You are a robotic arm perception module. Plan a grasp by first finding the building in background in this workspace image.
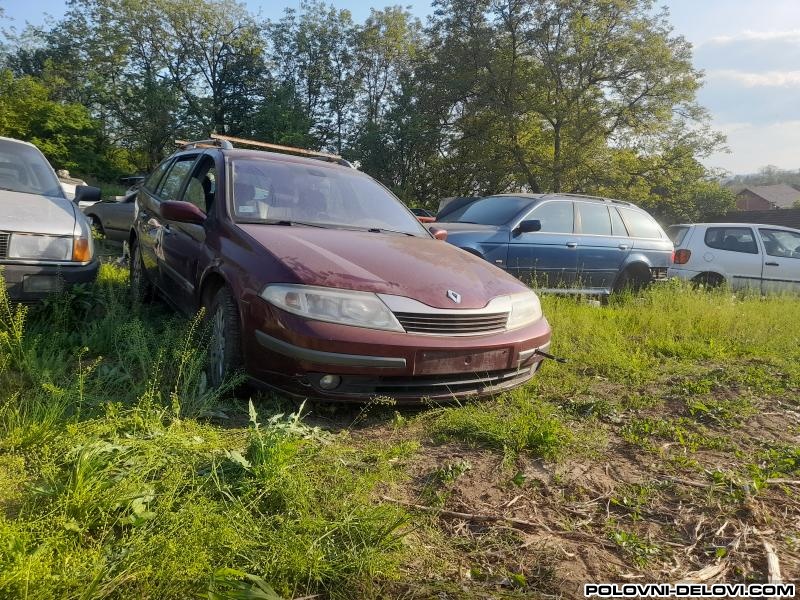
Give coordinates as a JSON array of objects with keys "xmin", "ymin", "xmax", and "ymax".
[{"xmin": 736, "ymin": 184, "xmax": 800, "ymax": 211}]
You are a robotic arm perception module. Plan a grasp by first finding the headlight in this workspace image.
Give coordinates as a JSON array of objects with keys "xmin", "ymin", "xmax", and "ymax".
[
  {"xmin": 261, "ymin": 284, "xmax": 404, "ymax": 332},
  {"xmin": 506, "ymin": 291, "xmax": 543, "ymax": 329},
  {"xmin": 8, "ymin": 234, "xmax": 72, "ymax": 260}
]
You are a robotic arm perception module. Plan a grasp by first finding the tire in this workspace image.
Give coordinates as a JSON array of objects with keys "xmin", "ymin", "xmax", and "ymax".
[
  {"xmin": 206, "ymin": 286, "xmax": 243, "ymax": 388},
  {"xmin": 129, "ymin": 239, "xmax": 153, "ymax": 304},
  {"xmin": 613, "ymin": 266, "xmax": 650, "ymax": 294}
]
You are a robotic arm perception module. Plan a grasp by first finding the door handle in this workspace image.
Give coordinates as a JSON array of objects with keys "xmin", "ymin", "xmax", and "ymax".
[
  {"xmin": 618, "ymin": 244, "xmax": 630, "ymax": 250},
  {"xmin": 566, "ymin": 242, "xmax": 578, "ymax": 249},
  {"xmin": 765, "ymin": 261, "xmax": 779, "ymax": 266}
]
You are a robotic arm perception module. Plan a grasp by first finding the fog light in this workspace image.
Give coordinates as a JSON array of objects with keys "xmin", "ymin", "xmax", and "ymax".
[{"xmin": 318, "ymin": 374, "xmax": 342, "ymax": 390}]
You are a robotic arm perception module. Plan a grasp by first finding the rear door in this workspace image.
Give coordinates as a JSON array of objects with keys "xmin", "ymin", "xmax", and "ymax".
[
  {"xmin": 757, "ymin": 228, "xmax": 800, "ymax": 293},
  {"xmin": 702, "ymin": 226, "xmax": 763, "ymax": 290},
  {"xmin": 507, "ymin": 200, "xmax": 578, "ymax": 288},
  {"xmin": 575, "ymin": 202, "xmax": 631, "ymax": 290}
]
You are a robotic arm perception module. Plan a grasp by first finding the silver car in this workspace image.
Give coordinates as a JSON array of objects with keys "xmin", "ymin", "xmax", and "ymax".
[{"xmin": 0, "ymin": 136, "xmax": 100, "ymax": 301}]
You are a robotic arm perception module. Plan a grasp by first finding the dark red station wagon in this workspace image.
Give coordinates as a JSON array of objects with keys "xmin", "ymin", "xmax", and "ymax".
[{"xmin": 129, "ymin": 135, "xmax": 553, "ymax": 402}]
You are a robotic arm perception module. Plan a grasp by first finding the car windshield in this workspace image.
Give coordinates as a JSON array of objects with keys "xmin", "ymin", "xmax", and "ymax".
[
  {"xmin": 230, "ymin": 158, "xmax": 427, "ymax": 236},
  {"xmin": 437, "ymin": 196, "xmax": 533, "ymax": 225},
  {"xmin": 0, "ymin": 139, "xmax": 64, "ymax": 198}
]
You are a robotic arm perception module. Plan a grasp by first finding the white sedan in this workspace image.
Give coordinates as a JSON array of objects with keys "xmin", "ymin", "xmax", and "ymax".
[{"xmin": 667, "ymin": 222, "xmax": 800, "ymax": 293}]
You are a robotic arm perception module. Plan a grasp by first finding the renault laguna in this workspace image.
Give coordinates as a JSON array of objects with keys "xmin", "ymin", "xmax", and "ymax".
[{"xmin": 129, "ymin": 135, "xmax": 552, "ymax": 402}]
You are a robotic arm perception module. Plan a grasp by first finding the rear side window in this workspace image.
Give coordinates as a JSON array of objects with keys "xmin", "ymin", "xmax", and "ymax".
[
  {"xmin": 704, "ymin": 227, "xmax": 758, "ymax": 254},
  {"xmin": 144, "ymin": 159, "xmax": 171, "ymax": 192},
  {"xmin": 610, "ymin": 207, "xmax": 628, "ymax": 236},
  {"xmin": 619, "ymin": 208, "xmax": 663, "ymax": 239},
  {"xmin": 667, "ymin": 225, "xmax": 690, "ymax": 246},
  {"xmin": 530, "ymin": 201, "xmax": 574, "ymax": 233},
  {"xmin": 576, "ymin": 203, "xmax": 611, "ymax": 236}
]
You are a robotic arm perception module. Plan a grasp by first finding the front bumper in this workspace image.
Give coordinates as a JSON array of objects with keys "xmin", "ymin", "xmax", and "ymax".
[
  {"xmin": 245, "ymin": 302, "xmax": 553, "ymax": 402},
  {"xmin": 0, "ymin": 260, "xmax": 99, "ymax": 301}
]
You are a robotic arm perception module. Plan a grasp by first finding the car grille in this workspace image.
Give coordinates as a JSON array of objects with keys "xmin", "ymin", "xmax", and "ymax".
[
  {"xmin": 0, "ymin": 232, "xmax": 9, "ymax": 258},
  {"xmin": 393, "ymin": 311, "xmax": 509, "ymax": 335}
]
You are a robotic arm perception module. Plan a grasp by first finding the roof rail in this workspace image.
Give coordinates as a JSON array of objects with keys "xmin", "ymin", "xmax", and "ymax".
[
  {"xmin": 210, "ymin": 134, "xmax": 355, "ymax": 168},
  {"xmin": 550, "ymin": 192, "xmax": 635, "ymax": 206},
  {"xmin": 175, "ymin": 138, "xmax": 234, "ymax": 150}
]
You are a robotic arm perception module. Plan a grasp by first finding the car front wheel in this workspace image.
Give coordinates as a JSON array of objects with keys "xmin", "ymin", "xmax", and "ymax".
[{"xmin": 207, "ymin": 286, "xmax": 243, "ymax": 388}]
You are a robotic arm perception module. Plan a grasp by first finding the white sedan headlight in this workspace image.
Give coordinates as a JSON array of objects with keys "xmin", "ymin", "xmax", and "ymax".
[
  {"xmin": 506, "ymin": 291, "xmax": 543, "ymax": 330},
  {"xmin": 261, "ymin": 284, "xmax": 404, "ymax": 332},
  {"xmin": 8, "ymin": 234, "xmax": 72, "ymax": 260}
]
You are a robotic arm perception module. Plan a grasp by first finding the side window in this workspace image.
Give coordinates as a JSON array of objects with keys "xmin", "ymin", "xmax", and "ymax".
[
  {"xmin": 610, "ymin": 207, "xmax": 628, "ymax": 237},
  {"xmin": 704, "ymin": 227, "xmax": 758, "ymax": 254},
  {"xmin": 530, "ymin": 201, "xmax": 573, "ymax": 234},
  {"xmin": 759, "ymin": 228, "xmax": 800, "ymax": 258},
  {"xmin": 576, "ymin": 203, "xmax": 611, "ymax": 236},
  {"xmin": 619, "ymin": 208, "xmax": 663, "ymax": 239},
  {"xmin": 182, "ymin": 156, "xmax": 217, "ymax": 214},
  {"xmin": 157, "ymin": 156, "xmax": 197, "ymax": 201},
  {"xmin": 144, "ymin": 159, "xmax": 172, "ymax": 192}
]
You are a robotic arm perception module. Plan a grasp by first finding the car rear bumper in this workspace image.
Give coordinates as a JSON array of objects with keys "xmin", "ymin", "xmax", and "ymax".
[
  {"xmin": 667, "ymin": 267, "xmax": 701, "ymax": 281},
  {"xmin": 0, "ymin": 260, "xmax": 99, "ymax": 301},
  {"xmin": 246, "ymin": 304, "xmax": 553, "ymax": 402}
]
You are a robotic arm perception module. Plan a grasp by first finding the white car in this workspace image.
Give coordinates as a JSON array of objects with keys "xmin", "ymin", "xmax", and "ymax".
[
  {"xmin": 0, "ymin": 136, "xmax": 101, "ymax": 301},
  {"xmin": 667, "ymin": 222, "xmax": 800, "ymax": 293}
]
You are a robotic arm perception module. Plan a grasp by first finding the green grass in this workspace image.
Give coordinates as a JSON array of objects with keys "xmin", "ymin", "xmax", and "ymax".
[
  {"xmin": 0, "ymin": 265, "xmax": 412, "ymax": 599},
  {"xmin": 2, "ymin": 267, "xmax": 800, "ymax": 596}
]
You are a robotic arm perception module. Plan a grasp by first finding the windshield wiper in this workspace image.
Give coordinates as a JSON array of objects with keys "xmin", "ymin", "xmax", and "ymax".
[
  {"xmin": 266, "ymin": 219, "xmax": 330, "ymax": 228},
  {"xmin": 367, "ymin": 227, "xmax": 416, "ymax": 236}
]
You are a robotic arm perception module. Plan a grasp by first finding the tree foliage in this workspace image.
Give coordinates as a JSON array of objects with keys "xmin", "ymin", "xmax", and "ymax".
[{"xmin": 0, "ymin": 0, "xmax": 728, "ymax": 221}]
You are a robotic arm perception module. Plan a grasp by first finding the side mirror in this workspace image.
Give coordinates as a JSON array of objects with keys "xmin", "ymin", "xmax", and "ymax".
[
  {"xmin": 515, "ymin": 219, "xmax": 541, "ymax": 235},
  {"xmin": 74, "ymin": 185, "xmax": 101, "ymax": 205},
  {"xmin": 429, "ymin": 226, "xmax": 448, "ymax": 241},
  {"xmin": 160, "ymin": 200, "xmax": 206, "ymax": 225}
]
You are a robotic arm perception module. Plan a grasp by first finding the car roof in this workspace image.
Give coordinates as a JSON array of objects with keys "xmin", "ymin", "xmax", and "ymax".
[
  {"xmin": 0, "ymin": 135, "xmax": 38, "ymax": 149},
  {"xmin": 490, "ymin": 192, "xmax": 638, "ymax": 207},
  {"xmin": 674, "ymin": 223, "xmax": 800, "ymax": 233},
  {"xmin": 169, "ymin": 146, "xmax": 361, "ymax": 174}
]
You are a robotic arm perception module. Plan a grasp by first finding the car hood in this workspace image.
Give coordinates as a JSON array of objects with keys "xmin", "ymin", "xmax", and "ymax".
[
  {"xmin": 0, "ymin": 190, "xmax": 77, "ymax": 236},
  {"xmin": 435, "ymin": 222, "xmax": 507, "ymax": 234},
  {"xmin": 239, "ymin": 225, "xmax": 529, "ymax": 309}
]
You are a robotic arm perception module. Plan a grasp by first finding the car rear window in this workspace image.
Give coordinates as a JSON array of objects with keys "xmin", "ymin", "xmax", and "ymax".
[
  {"xmin": 619, "ymin": 208, "xmax": 664, "ymax": 239},
  {"xmin": 704, "ymin": 227, "xmax": 758, "ymax": 254},
  {"xmin": 437, "ymin": 196, "xmax": 533, "ymax": 225},
  {"xmin": 667, "ymin": 225, "xmax": 690, "ymax": 246}
]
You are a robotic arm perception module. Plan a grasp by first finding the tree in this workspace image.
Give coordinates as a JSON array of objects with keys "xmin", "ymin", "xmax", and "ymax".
[{"xmin": 422, "ymin": 0, "xmax": 724, "ymax": 205}]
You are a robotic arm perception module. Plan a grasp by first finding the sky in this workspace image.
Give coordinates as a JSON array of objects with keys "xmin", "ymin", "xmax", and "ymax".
[{"xmin": 1, "ymin": 0, "xmax": 799, "ymax": 175}]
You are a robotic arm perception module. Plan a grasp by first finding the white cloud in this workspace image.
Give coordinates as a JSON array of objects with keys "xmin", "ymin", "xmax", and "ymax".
[
  {"xmin": 707, "ymin": 69, "xmax": 800, "ymax": 87},
  {"xmin": 707, "ymin": 29, "xmax": 800, "ymax": 45},
  {"xmin": 703, "ymin": 120, "xmax": 800, "ymax": 174}
]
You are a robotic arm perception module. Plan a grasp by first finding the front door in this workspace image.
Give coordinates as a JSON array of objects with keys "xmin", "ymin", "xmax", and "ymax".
[
  {"xmin": 159, "ymin": 156, "xmax": 218, "ymax": 312},
  {"xmin": 507, "ymin": 200, "xmax": 578, "ymax": 289},
  {"xmin": 758, "ymin": 228, "xmax": 800, "ymax": 293}
]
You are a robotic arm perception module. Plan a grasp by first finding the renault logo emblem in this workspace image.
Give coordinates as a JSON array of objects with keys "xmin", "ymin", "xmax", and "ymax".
[{"xmin": 446, "ymin": 290, "xmax": 462, "ymax": 304}]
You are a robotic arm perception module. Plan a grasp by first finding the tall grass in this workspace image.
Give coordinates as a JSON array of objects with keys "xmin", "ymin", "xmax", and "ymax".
[{"xmin": 0, "ymin": 265, "xmax": 411, "ymax": 599}]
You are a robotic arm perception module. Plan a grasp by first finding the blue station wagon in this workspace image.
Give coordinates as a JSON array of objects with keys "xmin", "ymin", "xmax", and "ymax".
[{"xmin": 437, "ymin": 193, "xmax": 674, "ymax": 295}]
